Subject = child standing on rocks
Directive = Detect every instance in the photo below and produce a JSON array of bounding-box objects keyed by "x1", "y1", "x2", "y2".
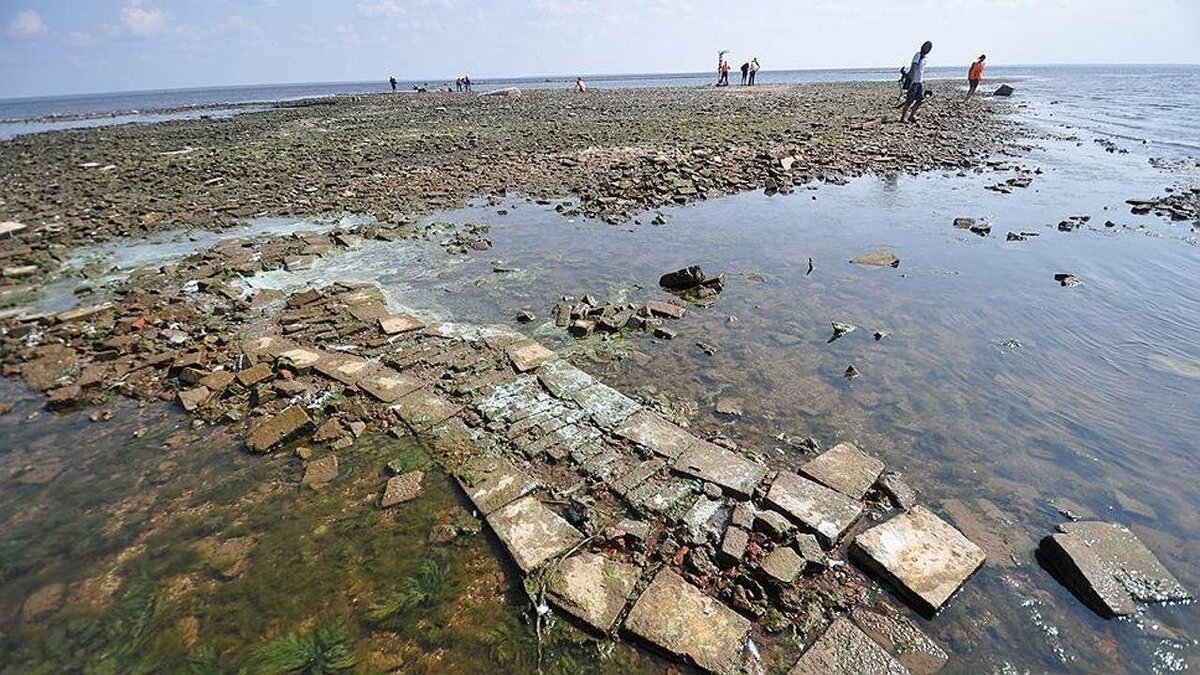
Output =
[{"x1": 965, "y1": 55, "x2": 986, "y2": 101}]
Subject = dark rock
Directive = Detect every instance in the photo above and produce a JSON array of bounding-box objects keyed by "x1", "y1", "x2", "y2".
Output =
[{"x1": 993, "y1": 84, "x2": 1015, "y2": 97}]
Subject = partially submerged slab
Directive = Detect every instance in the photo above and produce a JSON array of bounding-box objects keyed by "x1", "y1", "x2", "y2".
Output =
[
  {"x1": 568, "y1": 382, "x2": 641, "y2": 429},
  {"x1": 486, "y1": 496, "x2": 583, "y2": 573},
  {"x1": 623, "y1": 568, "x2": 750, "y2": 674},
  {"x1": 851, "y1": 505, "x2": 986, "y2": 615},
  {"x1": 673, "y1": 440, "x2": 767, "y2": 499},
  {"x1": 1039, "y1": 521, "x2": 1191, "y2": 617},
  {"x1": 507, "y1": 339, "x2": 556, "y2": 372},
  {"x1": 851, "y1": 607, "x2": 948, "y2": 675},
  {"x1": 547, "y1": 551, "x2": 640, "y2": 635},
  {"x1": 800, "y1": 442, "x2": 884, "y2": 499},
  {"x1": 766, "y1": 471, "x2": 863, "y2": 546},
  {"x1": 615, "y1": 409, "x2": 696, "y2": 460},
  {"x1": 788, "y1": 617, "x2": 909, "y2": 675},
  {"x1": 536, "y1": 359, "x2": 595, "y2": 399},
  {"x1": 457, "y1": 455, "x2": 539, "y2": 515}
]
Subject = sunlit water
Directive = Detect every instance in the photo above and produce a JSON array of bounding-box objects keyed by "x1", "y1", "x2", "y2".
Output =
[{"x1": 3, "y1": 69, "x2": 1199, "y2": 672}]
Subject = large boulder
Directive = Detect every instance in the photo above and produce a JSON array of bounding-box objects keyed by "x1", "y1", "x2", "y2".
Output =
[{"x1": 993, "y1": 84, "x2": 1014, "y2": 97}]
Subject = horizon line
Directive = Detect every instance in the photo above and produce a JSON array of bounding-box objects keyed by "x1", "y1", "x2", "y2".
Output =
[{"x1": 2, "y1": 61, "x2": 1198, "y2": 102}]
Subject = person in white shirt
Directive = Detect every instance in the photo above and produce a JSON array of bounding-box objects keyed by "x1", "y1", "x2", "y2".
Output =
[
  {"x1": 899, "y1": 41, "x2": 932, "y2": 123},
  {"x1": 748, "y1": 58, "x2": 760, "y2": 85}
]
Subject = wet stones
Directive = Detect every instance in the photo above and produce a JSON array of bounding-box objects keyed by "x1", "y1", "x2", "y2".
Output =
[
  {"x1": 1054, "y1": 273, "x2": 1081, "y2": 287},
  {"x1": 993, "y1": 84, "x2": 1014, "y2": 97},
  {"x1": 659, "y1": 265, "x2": 725, "y2": 301},
  {"x1": 789, "y1": 617, "x2": 909, "y2": 675},
  {"x1": 878, "y1": 472, "x2": 917, "y2": 510},
  {"x1": 829, "y1": 321, "x2": 855, "y2": 342},
  {"x1": 850, "y1": 249, "x2": 900, "y2": 268},
  {"x1": 1038, "y1": 521, "x2": 1191, "y2": 617},
  {"x1": 177, "y1": 385, "x2": 210, "y2": 412},
  {"x1": 458, "y1": 455, "x2": 539, "y2": 515},
  {"x1": 766, "y1": 471, "x2": 863, "y2": 546},
  {"x1": 245, "y1": 405, "x2": 312, "y2": 453},
  {"x1": 615, "y1": 409, "x2": 695, "y2": 460},
  {"x1": 800, "y1": 442, "x2": 885, "y2": 500},
  {"x1": 851, "y1": 505, "x2": 986, "y2": 615},
  {"x1": 381, "y1": 470, "x2": 425, "y2": 507},
  {"x1": 851, "y1": 607, "x2": 949, "y2": 674},
  {"x1": 673, "y1": 440, "x2": 768, "y2": 499},
  {"x1": 301, "y1": 454, "x2": 339, "y2": 487},
  {"x1": 485, "y1": 495, "x2": 583, "y2": 573},
  {"x1": 546, "y1": 551, "x2": 640, "y2": 635},
  {"x1": 623, "y1": 568, "x2": 751, "y2": 675},
  {"x1": 761, "y1": 545, "x2": 806, "y2": 584},
  {"x1": 719, "y1": 526, "x2": 751, "y2": 566}
]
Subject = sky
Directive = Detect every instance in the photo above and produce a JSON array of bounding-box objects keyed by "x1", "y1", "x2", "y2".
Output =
[{"x1": 1, "y1": 0, "x2": 1198, "y2": 98}]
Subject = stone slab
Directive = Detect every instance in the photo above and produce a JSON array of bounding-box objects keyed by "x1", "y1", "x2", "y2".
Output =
[
  {"x1": 800, "y1": 442, "x2": 885, "y2": 499},
  {"x1": 615, "y1": 410, "x2": 696, "y2": 460},
  {"x1": 569, "y1": 382, "x2": 641, "y2": 430},
  {"x1": 458, "y1": 455, "x2": 539, "y2": 515},
  {"x1": 673, "y1": 441, "x2": 767, "y2": 500},
  {"x1": 623, "y1": 568, "x2": 750, "y2": 674},
  {"x1": 277, "y1": 347, "x2": 322, "y2": 370},
  {"x1": 313, "y1": 353, "x2": 372, "y2": 386},
  {"x1": 357, "y1": 366, "x2": 423, "y2": 403},
  {"x1": 1039, "y1": 521, "x2": 1191, "y2": 617},
  {"x1": 302, "y1": 455, "x2": 339, "y2": 487},
  {"x1": 851, "y1": 506, "x2": 986, "y2": 615},
  {"x1": 379, "y1": 313, "x2": 425, "y2": 335},
  {"x1": 788, "y1": 617, "x2": 910, "y2": 675},
  {"x1": 392, "y1": 388, "x2": 462, "y2": 433},
  {"x1": 766, "y1": 471, "x2": 864, "y2": 546},
  {"x1": 486, "y1": 496, "x2": 583, "y2": 573},
  {"x1": 547, "y1": 551, "x2": 641, "y2": 635},
  {"x1": 381, "y1": 471, "x2": 424, "y2": 507},
  {"x1": 507, "y1": 339, "x2": 556, "y2": 372},
  {"x1": 245, "y1": 405, "x2": 312, "y2": 453},
  {"x1": 851, "y1": 608, "x2": 948, "y2": 675},
  {"x1": 761, "y1": 545, "x2": 806, "y2": 584},
  {"x1": 536, "y1": 359, "x2": 595, "y2": 399},
  {"x1": 625, "y1": 478, "x2": 696, "y2": 518}
]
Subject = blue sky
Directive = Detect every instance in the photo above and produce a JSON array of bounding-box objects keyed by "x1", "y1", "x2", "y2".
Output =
[{"x1": 2, "y1": 0, "x2": 1198, "y2": 98}]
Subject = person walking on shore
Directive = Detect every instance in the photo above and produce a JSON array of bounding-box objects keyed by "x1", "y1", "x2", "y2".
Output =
[
  {"x1": 389, "y1": 76, "x2": 397, "y2": 92},
  {"x1": 899, "y1": 41, "x2": 932, "y2": 123},
  {"x1": 463, "y1": 75, "x2": 472, "y2": 92},
  {"x1": 965, "y1": 54, "x2": 986, "y2": 101},
  {"x1": 740, "y1": 61, "x2": 750, "y2": 86},
  {"x1": 576, "y1": 77, "x2": 588, "y2": 92},
  {"x1": 717, "y1": 60, "x2": 731, "y2": 87},
  {"x1": 748, "y1": 58, "x2": 760, "y2": 85}
]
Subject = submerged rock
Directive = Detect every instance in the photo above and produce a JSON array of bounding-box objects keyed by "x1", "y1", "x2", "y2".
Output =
[
  {"x1": 850, "y1": 249, "x2": 900, "y2": 268},
  {"x1": 547, "y1": 551, "x2": 640, "y2": 635},
  {"x1": 993, "y1": 84, "x2": 1015, "y2": 97},
  {"x1": 381, "y1": 470, "x2": 425, "y2": 507},
  {"x1": 1038, "y1": 521, "x2": 1192, "y2": 617},
  {"x1": 789, "y1": 617, "x2": 908, "y2": 675}
]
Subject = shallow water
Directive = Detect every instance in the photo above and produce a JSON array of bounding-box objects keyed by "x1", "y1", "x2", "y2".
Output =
[{"x1": 5, "y1": 79, "x2": 1199, "y2": 672}]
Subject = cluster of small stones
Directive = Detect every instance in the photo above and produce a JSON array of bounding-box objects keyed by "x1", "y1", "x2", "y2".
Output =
[
  {"x1": 1126, "y1": 185, "x2": 1200, "y2": 223},
  {"x1": 0, "y1": 83, "x2": 1017, "y2": 292},
  {"x1": 552, "y1": 294, "x2": 689, "y2": 341},
  {"x1": 0, "y1": 227, "x2": 994, "y2": 675}
]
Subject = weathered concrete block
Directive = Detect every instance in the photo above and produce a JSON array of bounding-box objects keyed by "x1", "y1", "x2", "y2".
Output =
[
  {"x1": 381, "y1": 470, "x2": 424, "y2": 507},
  {"x1": 851, "y1": 506, "x2": 986, "y2": 615},
  {"x1": 246, "y1": 405, "x2": 312, "y2": 453},
  {"x1": 1039, "y1": 521, "x2": 1191, "y2": 617},
  {"x1": 486, "y1": 496, "x2": 583, "y2": 573},
  {"x1": 615, "y1": 410, "x2": 696, "y2": 460},
  {"x1": 761, "y1": 545, "x2": 805, "y2": 584},
  {"x1": 800, "y1": 442, "x2": 884, "y2": 499},
  {"x1": 623, "y1": 569, "x2": 750, "y2": 674},
  {"x1": 851, "y1": 607, "x2": 948, "y2": 675},
  {"x1": 378, "y1": 313, "x2": 424, "y2": 335},
  {"x1": 673, "y1": 440, "x2": 767, "y2": 499},
  {"x1": 788, "y1": 617, "x2": 909, "y2": 675},
  {"x1": 766, "y1": 471, "x2": 863, "y2": 546},
  {"x1": 507, "y1": 339, "x2": 556, "y2": 373},
  {"x1": 458, "y1": 455, "x2": 539, "y2": 515},
  {"x1": 547, "y1": 551, "x2": 640, "y2": 635},
  {"x1": 393, "y1": 388, "x2": 462, "y2": 433},
  {"x1": 358, "y1": 366, "x2": 422, "y2": 403}
]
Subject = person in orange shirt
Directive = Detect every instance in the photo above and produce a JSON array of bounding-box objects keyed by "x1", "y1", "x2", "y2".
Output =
[{"x1": 965, "y1": 55, "x2": 986, "y2": 101}]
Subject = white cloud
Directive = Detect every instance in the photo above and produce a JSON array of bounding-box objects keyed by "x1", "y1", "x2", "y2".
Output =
[
  {"x1": 8, "y1": 10, "x2": 48, "y2": 37},
  {"x1": 122, "y1": 0, "x2": 168, "y2": 36},
  {"x1": 358, "y1": 1, "x2": 405, "y2": 17}
]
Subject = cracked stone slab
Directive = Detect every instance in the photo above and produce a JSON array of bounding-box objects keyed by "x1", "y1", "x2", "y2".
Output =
[
  {"x1": 567, "y1": 382, "x2": 641, "y2": 430},
  {"x1": 477, "y1": 375, "x2": 543, "y2": 423},
  {"x1": 766, "y1": 471, "x2": 864, "y2": 546},
  {"x1": 536, "y1": 359, "x2": 595, "y2": 399},
  {"x1": 850, "y1": 607, "x2": 948, "y2": 675},
  {"x1": 625, "y1": 478, "x2": 696, "y2": 518},
  {"x1": 800, "y1": 442, "x2": 885, "y2": 499},
  {"x1": 313, "y1": 353, "x2": 372, "y2": 386},
  {"x1": 276, "y1": 347, "x2": 322, "y2": 370},
  {"x1": 486, "y1": 496, "x2": 583, "y2": 573},
  {"x1": 547, "y1": 551, "x2": 641, "y2": 635},
  {"x1": 611, "y1": 458, "x2": 666, "y2": 496},
  {"x1": 507, "y1": 339, "x2": 557, "y2": 372},
  {"x1": 851, "y1": 505, "x2": 986, "y2": 615},
  {"x1": 392, "y1": 388, "x2": 462, "y2": 433},
  {"x1": 425, "y1": 416, "x2": 490, "y2": 465},
  {"x1": 788, "y1": 617, "x2": 910, "y2": 675},
  {"x1": 240, "y1": 335, "x2": 296, "y2": 359},
  {"x1": 457, "y1": 455, "x2": 539, "y2": 515},
  {"x1": 673, "y1": 440, "x2": 767, "y2": 500},
  {"x1": 623, "y1": 568, "x2": 751, "y2": 675},
  {"x1": 1039, "y1": 521, "x2": 1191, "y2": 617},
  {"x1": 615, "y1": 410, "x2": 696, "y2": 460}
]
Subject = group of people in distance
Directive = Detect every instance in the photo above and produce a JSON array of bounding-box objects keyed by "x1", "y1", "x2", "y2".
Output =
[
  {"x1": 716, "y1": 58, "x2": 760, "y2": 86},
  {"x1": 387, "y1": 75, "x2": 473, "y2": 93},
  {"x1": 898, "y1": 40, "x2": 988, "y2": 124}
]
